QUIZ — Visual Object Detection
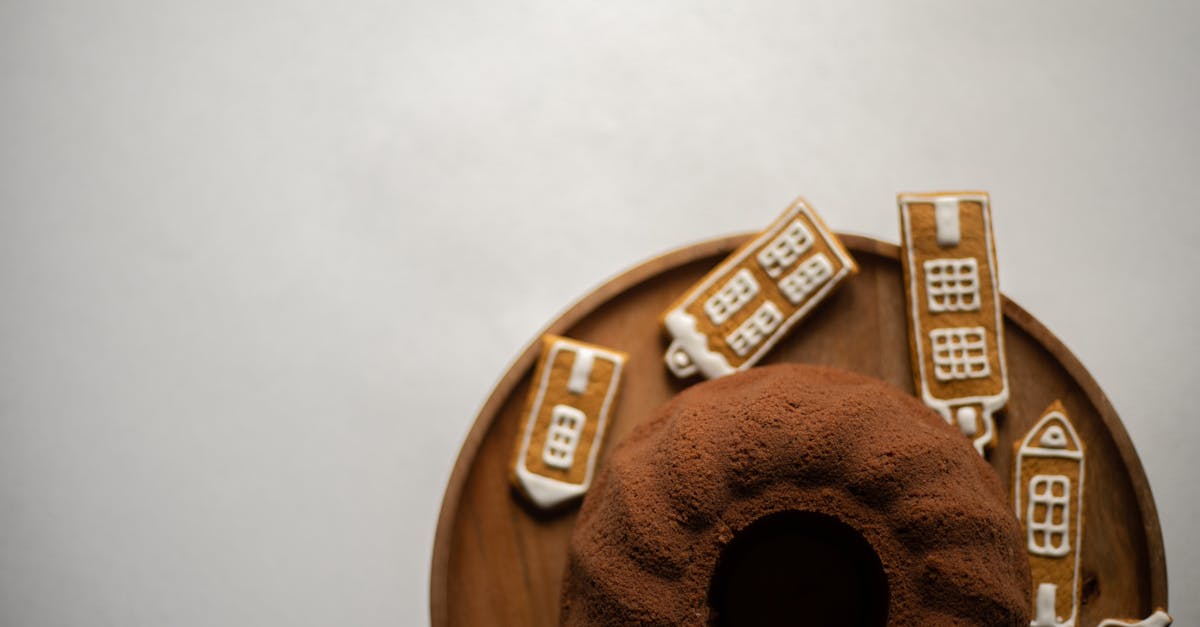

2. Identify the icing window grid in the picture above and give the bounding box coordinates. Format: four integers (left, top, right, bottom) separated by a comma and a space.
778, 253, 834, 305
756, 220, 814, 278
930, 327, 991, 381
1027, 474, 1072, 557
924, 258, 981, 313
543, 404, 586, 470
704, 268, 760, 326
726, 301, 783, 357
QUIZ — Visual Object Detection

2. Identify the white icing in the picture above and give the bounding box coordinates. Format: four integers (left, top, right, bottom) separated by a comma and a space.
1027, 475, 1072, 557
1098, 611, 1173, 627
935, 197, 961, 246
756, 219, 814, 278
567, 348, 594, 395
667, 199, 854, 374
955, 406, 978, 436
666, 342, 697, 377
542, 404, 585, 470
514, 339, 625, 509
1040, 425, 1068, 449
924, 257, 981, 312
1031, 582, 1059, 627
664, 311, 733, 379
929, 326, 991, 381
662, 200, 855, 379
1015, 408, 1085, 627
703, 268, 760, 325
899, 193, 1008, 455
738, 250, 851, 371
513, 467, 586, 508
778, 252, 833, 305
1019, 412, 1083, 460
726, 300, 783, 357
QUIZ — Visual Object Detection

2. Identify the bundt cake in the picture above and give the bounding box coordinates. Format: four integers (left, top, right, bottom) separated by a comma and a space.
560, 364, 1030, 626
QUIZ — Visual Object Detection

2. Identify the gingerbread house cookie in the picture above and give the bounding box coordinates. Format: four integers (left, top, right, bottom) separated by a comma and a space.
899, 191, 1009, 454
509, 335, 626, 510
661, 198, 856, 379
1015, 401, 1085, 627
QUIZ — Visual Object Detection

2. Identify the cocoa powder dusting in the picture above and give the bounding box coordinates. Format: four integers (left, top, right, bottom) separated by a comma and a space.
560, 364, 1030, 626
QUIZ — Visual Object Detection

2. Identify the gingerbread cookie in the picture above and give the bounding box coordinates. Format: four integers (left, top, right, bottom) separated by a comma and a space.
1015, 401, 1085, 627
899, 191, 1009, 454
1099, 611, 1173, 626
510, 335, 626, 510
661, 198, 856, 379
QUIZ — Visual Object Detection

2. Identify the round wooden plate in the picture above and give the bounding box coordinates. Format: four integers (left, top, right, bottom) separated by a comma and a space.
430, 234, 1168, 626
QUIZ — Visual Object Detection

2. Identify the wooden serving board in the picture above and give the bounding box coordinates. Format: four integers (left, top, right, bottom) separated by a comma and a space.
430, 235, 1168, 626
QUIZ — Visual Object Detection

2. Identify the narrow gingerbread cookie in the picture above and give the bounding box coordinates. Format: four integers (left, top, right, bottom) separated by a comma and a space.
510, 335, 626, 510
899, 191, 1009, 454
1015, 401, 1085, 627
661, 197, 857, 379
1099, 611, 1173, 626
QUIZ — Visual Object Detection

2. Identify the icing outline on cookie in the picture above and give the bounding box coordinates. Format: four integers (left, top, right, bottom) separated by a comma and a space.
512, 336, 625, 509
1098, 610, 1173, 627
1016, 402, 1084, 627
662, 198, 856, 379
899, 191, 1009, 454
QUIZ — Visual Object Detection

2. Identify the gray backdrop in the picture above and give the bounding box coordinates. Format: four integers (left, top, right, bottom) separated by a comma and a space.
2, 1, 1197, 625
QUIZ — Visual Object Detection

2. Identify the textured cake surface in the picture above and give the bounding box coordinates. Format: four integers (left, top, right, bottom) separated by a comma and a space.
560, 364, 1030, 626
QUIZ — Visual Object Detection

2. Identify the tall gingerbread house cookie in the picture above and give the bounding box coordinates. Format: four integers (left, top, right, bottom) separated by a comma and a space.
899, 191, 1009, 454
661, 198, 857, 379
1015, 401, 1085, 627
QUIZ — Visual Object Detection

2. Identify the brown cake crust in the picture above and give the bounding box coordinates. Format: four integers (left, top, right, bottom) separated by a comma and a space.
560, 364, 1030, 625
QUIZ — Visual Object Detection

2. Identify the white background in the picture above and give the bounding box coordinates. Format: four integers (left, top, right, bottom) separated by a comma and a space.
2, 1, 1197, 625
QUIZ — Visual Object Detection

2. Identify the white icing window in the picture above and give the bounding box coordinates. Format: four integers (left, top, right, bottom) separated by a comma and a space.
726, 301, 783, 357
542, 404, 586, 470
924, 258, 981, 313
1027, 474, 1071, 557
756, 220, 814, 278
778, 253, 833, 305
929, 327, 991, 381
704, 268, 760, 326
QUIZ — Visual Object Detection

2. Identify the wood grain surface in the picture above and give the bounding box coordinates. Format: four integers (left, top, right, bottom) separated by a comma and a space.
430, 234, 1168, 626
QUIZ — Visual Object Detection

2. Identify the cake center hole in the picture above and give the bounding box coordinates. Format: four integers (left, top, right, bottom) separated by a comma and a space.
708, 511, 888, 627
